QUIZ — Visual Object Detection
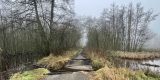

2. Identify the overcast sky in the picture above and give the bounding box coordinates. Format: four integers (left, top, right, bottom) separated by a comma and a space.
75, 0, 160, 34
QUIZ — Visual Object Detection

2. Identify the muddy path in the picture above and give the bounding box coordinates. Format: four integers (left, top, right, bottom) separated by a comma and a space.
43, 51, 93, 80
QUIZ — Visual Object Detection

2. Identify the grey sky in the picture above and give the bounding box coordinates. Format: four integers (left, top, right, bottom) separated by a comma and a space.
75, 0, 160, 34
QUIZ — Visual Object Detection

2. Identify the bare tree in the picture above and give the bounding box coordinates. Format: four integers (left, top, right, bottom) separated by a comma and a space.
86, 3, 158, 52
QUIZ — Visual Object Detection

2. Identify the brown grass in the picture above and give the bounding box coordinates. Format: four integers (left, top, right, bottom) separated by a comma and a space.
113, 51, 160, 60
91, 66, 129, 80
37, 50, 78, 70
90, 66, 156, 80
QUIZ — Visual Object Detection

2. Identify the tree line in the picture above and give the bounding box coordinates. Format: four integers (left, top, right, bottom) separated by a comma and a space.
0, 0, 81, 71
86, 3, 158, 52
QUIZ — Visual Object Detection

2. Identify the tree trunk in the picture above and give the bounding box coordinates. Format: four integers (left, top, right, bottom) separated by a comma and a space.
33, 0, 49, 53
49, 0, 55, 53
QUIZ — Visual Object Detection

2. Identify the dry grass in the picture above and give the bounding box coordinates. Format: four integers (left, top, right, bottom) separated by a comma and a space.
112, 51, 160, 60
92, 66, 132, 80
91, 66, 160, 80
37, 50, 78, 70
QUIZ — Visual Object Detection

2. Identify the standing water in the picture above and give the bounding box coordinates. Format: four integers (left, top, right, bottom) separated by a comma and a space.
113, 58, 160, 74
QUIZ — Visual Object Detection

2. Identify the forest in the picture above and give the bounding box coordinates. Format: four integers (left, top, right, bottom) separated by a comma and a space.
0, 0, 81, 72
0, 0, 160, 80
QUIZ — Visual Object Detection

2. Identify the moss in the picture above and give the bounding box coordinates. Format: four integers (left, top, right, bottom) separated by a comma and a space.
10, 68, 50, 80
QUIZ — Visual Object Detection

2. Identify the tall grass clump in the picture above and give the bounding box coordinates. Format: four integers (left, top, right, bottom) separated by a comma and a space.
37, 50, 78, 70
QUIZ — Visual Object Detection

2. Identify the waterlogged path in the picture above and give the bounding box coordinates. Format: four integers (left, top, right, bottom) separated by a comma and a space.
64, 53, 93, 71
44, 71, 89, 80
44, 51, 93, 80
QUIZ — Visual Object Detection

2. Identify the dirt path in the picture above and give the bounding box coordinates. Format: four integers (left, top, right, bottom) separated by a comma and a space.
64, 53, 93, 71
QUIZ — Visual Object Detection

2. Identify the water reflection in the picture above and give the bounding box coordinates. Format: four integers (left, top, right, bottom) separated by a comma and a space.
113, 58, 160, 74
